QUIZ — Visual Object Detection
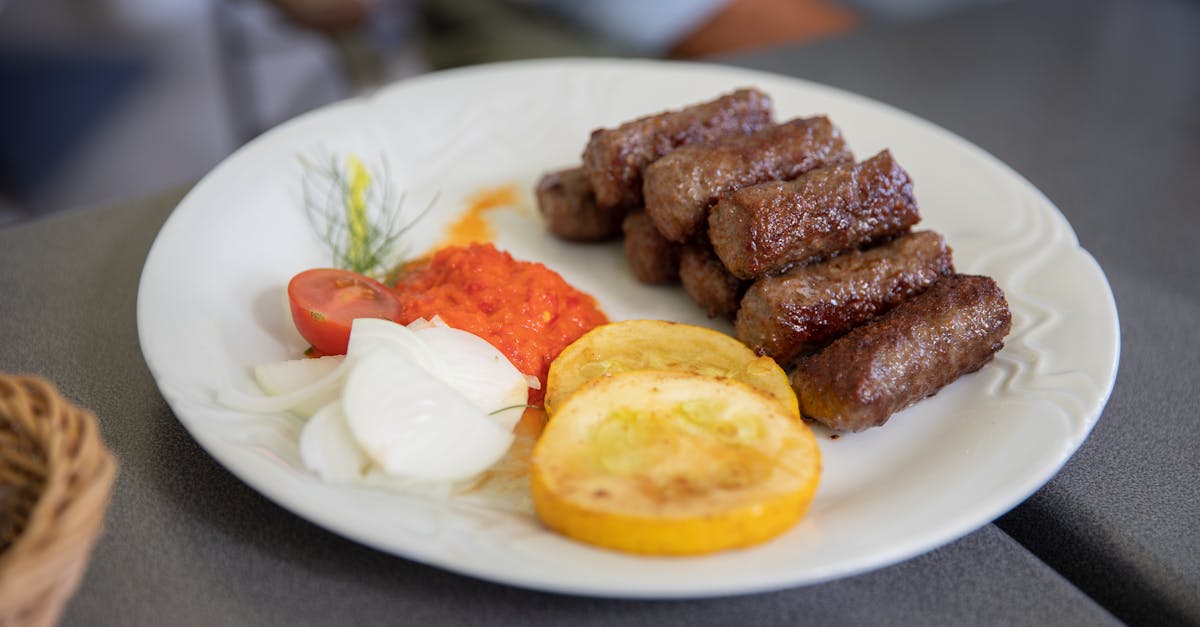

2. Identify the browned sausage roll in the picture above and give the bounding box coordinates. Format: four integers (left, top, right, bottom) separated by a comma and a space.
708, 149, 920, 279
736, 231, 955, 365
643, 116, 854, 243
622, 211, 680, 284
790, 274, 1012, 432
581, 88, 774, 212
536, 167, 625, 242
679, 241, 748, 320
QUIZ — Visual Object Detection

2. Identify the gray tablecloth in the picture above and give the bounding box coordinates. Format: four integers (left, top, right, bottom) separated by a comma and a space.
1, 0, 1195, 624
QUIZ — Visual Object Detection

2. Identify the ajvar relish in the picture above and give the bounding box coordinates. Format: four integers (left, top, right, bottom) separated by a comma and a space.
391, 243, 607, 404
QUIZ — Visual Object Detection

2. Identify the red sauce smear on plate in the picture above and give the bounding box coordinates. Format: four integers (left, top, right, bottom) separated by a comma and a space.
392, 242, 607, 405
439, 184, 518, 249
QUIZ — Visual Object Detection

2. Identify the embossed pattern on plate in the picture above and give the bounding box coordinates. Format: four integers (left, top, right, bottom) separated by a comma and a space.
137, 59, 1119, 598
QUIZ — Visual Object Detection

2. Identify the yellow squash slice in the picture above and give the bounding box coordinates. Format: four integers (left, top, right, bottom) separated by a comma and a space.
544, 320, 798, 419
531, 371, 821, 556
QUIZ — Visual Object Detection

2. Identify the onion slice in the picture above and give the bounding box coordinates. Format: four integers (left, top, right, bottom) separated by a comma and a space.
218, 356, 351, 415
346, 318, 445, 375
411, 325, 531, 431
224, 315, 533, 485
342, 349, 515, 481
298, 401, 368, 483
254, 355, 345, 418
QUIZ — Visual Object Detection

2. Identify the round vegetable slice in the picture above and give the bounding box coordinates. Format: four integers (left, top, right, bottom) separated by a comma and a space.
298, 401, 367, 484
531, 371, 821, 556
253, 354, 345, 418
288, 268, 403, 355
544, 319, 798, 419
341, 349, 515, 481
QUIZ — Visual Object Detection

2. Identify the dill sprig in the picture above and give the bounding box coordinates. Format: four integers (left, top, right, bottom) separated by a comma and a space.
489, 404, 542, 416
300, 151, 433, 281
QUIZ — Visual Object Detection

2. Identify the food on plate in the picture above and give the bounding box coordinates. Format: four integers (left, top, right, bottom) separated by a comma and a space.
300, 153, 428, 280
287, 268, 403, 355
530, 370, 821, 555
544, 319, 797, 420
392, 242, 607, 404
735, 230, 955, 365
708, 149, 920, 279
240, 179, 619, 487
254, 354, 344, 418
537, 89, 1016, 434
678, 241, 746, 320
338, 348, 515, 481
790, 274, 1012, 432
581, 88, 775, 211
440, 184, 518, 249
621, 211, 680, 284
224, 317, 535, 483
643, 115, 854, 243
535, 167, 624, 241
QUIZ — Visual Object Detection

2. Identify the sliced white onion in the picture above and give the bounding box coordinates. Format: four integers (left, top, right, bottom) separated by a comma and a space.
346, 318, 448, 379
342, 349, 514, 481
298, 401, 367, 484
218, 356, 351, 415
224, 313, 534, 485
404, 316, 447, 331
411, 325, 531, 431
254, 355, 345, 418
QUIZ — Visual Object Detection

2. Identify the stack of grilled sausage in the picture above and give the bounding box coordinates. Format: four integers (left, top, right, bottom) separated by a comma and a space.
536, 89, 1012, 432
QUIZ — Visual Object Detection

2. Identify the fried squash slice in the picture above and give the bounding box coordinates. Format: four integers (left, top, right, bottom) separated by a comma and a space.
544, 319, 798, 419
531, 371, 820, 555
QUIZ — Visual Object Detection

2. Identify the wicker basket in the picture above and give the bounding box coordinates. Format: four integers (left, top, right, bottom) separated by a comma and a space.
0, 375, 117, 627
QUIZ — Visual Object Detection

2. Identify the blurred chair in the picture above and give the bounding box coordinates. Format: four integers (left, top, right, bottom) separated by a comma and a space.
213, 0, 367, 142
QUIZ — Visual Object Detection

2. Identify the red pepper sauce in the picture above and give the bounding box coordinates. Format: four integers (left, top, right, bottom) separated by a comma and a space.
439, 184, 518, 249
392, 243, 607, 406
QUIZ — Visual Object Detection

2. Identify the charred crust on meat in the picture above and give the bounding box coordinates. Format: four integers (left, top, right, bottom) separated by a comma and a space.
581, 88, 775, 212
537, 167, 626, 242
789, 274, 1012, 432
708, 149, 921, 280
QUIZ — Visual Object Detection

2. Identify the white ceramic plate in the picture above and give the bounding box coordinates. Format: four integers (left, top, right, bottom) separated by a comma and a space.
137, 58, 1119, 598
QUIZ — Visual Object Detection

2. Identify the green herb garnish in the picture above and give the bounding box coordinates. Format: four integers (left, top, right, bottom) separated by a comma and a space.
300, 152, 432, 281
489, 404, 541, 416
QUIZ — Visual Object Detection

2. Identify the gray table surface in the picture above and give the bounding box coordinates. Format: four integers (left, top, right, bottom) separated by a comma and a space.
1, 0, 1195, 624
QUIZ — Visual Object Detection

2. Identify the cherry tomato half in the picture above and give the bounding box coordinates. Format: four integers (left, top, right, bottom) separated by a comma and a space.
287, 268, 403, 355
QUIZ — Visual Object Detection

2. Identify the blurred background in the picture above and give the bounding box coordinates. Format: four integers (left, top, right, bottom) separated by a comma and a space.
0, 0, 1004, 226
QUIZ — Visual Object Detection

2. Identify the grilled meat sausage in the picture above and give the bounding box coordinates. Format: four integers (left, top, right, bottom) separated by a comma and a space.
622, 211, 680, 284
708, 149, 920, 279
643, 116, 853, 243
736, 231, 954, 365
679, 241, 748, 319
790, 274, 1012, 432
582, 88, 774, 212
536, 167, 625, 241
